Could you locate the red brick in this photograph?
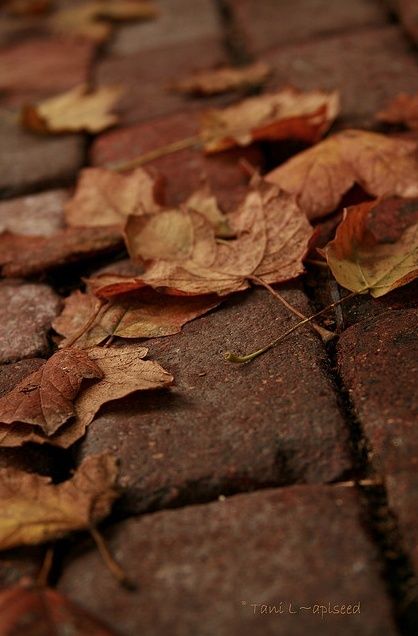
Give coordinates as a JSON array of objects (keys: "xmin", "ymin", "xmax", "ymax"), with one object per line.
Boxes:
[
  {"xmin": 78, "ymin": 288, "xmax": 350, "ymax": 513},
  {"xmin": 95, "ymin": 40, "xmax": 228, "ymax": 126},
  {"xmin": 0, "ymin": 189, "xmax": 67, "ymax": 236},
  {"xmin": 91, "ymin": 111, "xmax": 263, "ymax": 211},
  {"xmin": 59, "ymin": 485, "xmax": 397, "ymax": 636},
  {"xmin": 109, "ymin": 0, "xmax": 223, "ymax": 55},
  {"xmin": 0, "ymin": 38, "xmax": 94, "ymax": 106},
  {"xmin": 227, "ymin": 0, "xmax": 387, "ymax": 54},
  {"xmin": 0, "ymin": 120, "xmax": 84, "ymax": 196},
  {"xmin": 263, "ymin": 26, "xmax": 418, "ymax": 128},
  {"xmin": 0, "ymin": 280, "xmax": 61, "ymax": 363}
]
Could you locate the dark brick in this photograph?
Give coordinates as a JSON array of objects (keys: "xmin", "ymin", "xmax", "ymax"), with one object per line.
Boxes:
[
  {"xmin": 0, "ymin": 280, "xmax": 61, "ymax": 363},
  {"xmin": 0, "ymin": 120, "xmax": 84, "ymax": 196},
  {"xmin": 59, "ymin": 485, "xmax": 397, "ymax": 636},
  {"xmin": 338, "ymin": 309, "xmax": 418, "ymax": 474},
  {"xmin": 91, "ymin": 111, "xmax": 263, "ymax": 211},
  {"xmin": 0, "ymin": 548, "xmax": 41, "ymax": 588},
  {"xmin": 391, "ymin": 0, "xmax": 418, "ymax": 45},
  {"xmin": 0, "ymin": 189, "xmax": 67, "ymax": 236},
  {"xmin": 0, "ymin": 37, "xmax": 94, "ymax": 106},
  {"xmin": 263, "ymin": 26, "xmax": 418, "ymax": 128},
  {"xmin": 227, "ymin": 0, "xmax": 387, "ymax": 55},
  {"xmin": 95, "ymin": 40, "xmax": 228, "ymax": 126},
  {"xmin": 77, "ymin": 288, "xmax": 350, "ymax": 513},
  {"xmin": 386, "ymin": 471, "xmax": 418, "ymax": 573}
]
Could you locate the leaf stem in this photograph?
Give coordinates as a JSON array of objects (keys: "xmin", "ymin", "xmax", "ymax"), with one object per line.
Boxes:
[
  {"xmin": 63, "ymin": 299, "xmax": 106, "ymax": 348},
  {"xmin": 90, "ymin": 527, "xmax": 136, "ymax": 590},
  {"xmin": 109, "ymin": 135, "xmax": 201, "ymax": 172},
  {"xmin": 225, "ymin": 291, "xmax": 357, "ymax": 363},
  {"xmin": 36, "ymin": 546, "xmax": 54, "ymax": 587},
  {"xmin": 249, "ymin": 275, "xmax": 336, "ymax": 343}
]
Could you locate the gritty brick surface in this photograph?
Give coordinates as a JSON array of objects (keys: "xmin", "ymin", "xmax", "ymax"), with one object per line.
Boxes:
[
  {"xmin": 96, "ymin": 40, "xmax": 228, "ymax": 126},
  {"xmin": 109, "ymin": 0, "xmax": 223, "ymax": 55},
  {"xmin": 0, "ymin": 548, "xmax": 41, "ymax": 588},
  {"xmin": 59, "ymin": 485, "xmax": 397, "ymax": 636},
  {"xmin": 0, "ymin": 38, "xmax": 94, "ymax": 105},
  {"xmin": 263, "ymin": 26, "xmax": 418, "ymax": 128},
  {"xmin": 0, "ymin": 281, "xmax": 61, "ymax": 363},
  {"xmin": 0, "ymin": 189, "xmax": 67, "ymax": 236},
  {"xmin": 91, "ymin": 111, "xmax": 263, "ymax": 210},
  {"xmin": 78, "ymin": 288, "xmax": 350, "ymax": 513},
  {"xmin": 386, "ymin": 471, "xmax": 418, "ymax": 574},
  {"xmin": 0, "ymin": 120, "xmax": 84, "ymax": 196},
  {"xmin": 228, "ymin": 0, "xmax": 387, "ymax": 54}
]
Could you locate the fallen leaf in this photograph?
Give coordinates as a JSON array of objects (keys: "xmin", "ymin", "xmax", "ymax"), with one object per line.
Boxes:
[
  {"xmin": 200, "ymin": 87, "xmax": 340, "ymax": 153},
  {"xmin": 0, "ymin": 349, "xmax": 103, "ymax": 436},
  {"xmin": 5, "ymin": 0, "xmax": 51, "ymax": 15},
  {"xmin": 91, "ymin": 180, "xmax": 312, "ymax": 297},
  {"xmin": 0, "ymin": 586, "xmax": 117, "ymax": 636},
  {"xmin": 0, "ymin": 347, "xmax": 173, "ymax": 448},
  {"xmin": 0, "ymin": 453, "xmax": 118, "ymax": 550},
  {"xmin": 51, "ymin": 0, "xmax": 158, "ymax": 42},
  {"xmin": 377, "ymin": 92, "xmax": 418, "ymax": 130},
  {"xmin": 325, "ymin": 197, "xmax": 418, "ymax": 297},
  {"xmin": 185, "ymin": 184, "xmax": 234, "ymax": 238},
  {"xmin": 266, "ymin": 129, "xmax": 418, "ymax": 220},
  {"xmin": 0, "ymin": 225, "xmax": 122, "ymax": 278},
  {"xmin": 21, "ymin": 84, "xmax": 123, "ymax": 134},
  {"xmin": 172, "ymin": 61, "xmax": 272, "ymax": 96},
  {"xmin": 65, "ymin": 167, "xmax": 164, "ymax": 229},
  {"xmin": 53, "ymin": 288, "xmax": 222, "ymax": 348}
]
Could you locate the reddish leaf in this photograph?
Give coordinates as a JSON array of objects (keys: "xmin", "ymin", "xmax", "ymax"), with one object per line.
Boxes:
[
  {"xmin": 377, "ymin": 92, "xmax": 418, "ymax": 130},
  {"xmin": 172, "ymin": 61, "xmax": 272, "ymax": 96}
]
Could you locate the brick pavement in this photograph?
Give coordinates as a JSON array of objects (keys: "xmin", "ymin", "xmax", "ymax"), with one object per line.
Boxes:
[{"xmin": 0, "ymin": 1, "xmax": 417, "ymax": 635}]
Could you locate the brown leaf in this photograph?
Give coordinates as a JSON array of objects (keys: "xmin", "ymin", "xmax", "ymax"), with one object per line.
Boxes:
[
  {"xmin": 325, "ymin": 197, "xmax": 418, "ymax": 297},
  {"xmin": 172, "ymin": 61, "xmax": 272, "ymax": 96},
  {"xmin": 65, "ymin": 166, "xmax": 164, "ymax": 229},
  {"xmin": 53, "ymin": 288, "xmax": 222, "ymax": 348},
  {"xmin": 0, "ymin": 226, "xmax": 122, "ymax": 278},
  {"xmin": 200, "ymin": 87, "xmax": 340, "ymax": 153},
  {"xmin": 5, "ymin": 0, "xmax": 51, "ymax": 15},
  {"xmin": 266, "ymin": 129, "xmax": 418, "ymax": 220},
  {"xmin": 0, "ymin": 348, "xmax": 103, "ymax": 435},
  {"xmin": 377, "ymin": 92, "xmax": 418, "ymax": 130},
  {"xmin": 51, "ymin": 1, "xmax": 158, "ymax": 43},
  {"xmin": 91, "ymin": 180, "xmax": 312, "ymax": 298},
  {"xmin": 0, "ymin": 453, "xmax": 118, "ymax": 550},
  {"xmin": 0, "ymin": 585, "xmax": 117, "ymax": 636},
  {"xmin": 185, "ymin": 184, "xmax": 234, "ymax": 238},
  {"xmin": 0, "ymin": 347, "xmax": 173, "ymax": 448},
  {"xmin": 21, "ymin": 84, "xmax": 123, "ymax": 134}
]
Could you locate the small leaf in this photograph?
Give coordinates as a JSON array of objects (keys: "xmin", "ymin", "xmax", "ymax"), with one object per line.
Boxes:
[
  {"xmin": 0, "ymin": 453, "xmax": 118, "ymax": 550},
  {"xmin": 325, "ymin": 197, "xmax": 418, "ymax": 297},
  {"xmin": 172, "ymin": 61, "xmax": 272, "ymax": 96}
]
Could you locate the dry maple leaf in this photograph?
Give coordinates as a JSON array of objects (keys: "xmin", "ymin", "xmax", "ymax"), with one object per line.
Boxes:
[
  {"xmin": 0, "ymin": 225, "xmax": 122, "ymax": 278},
  {"xmin": 21, "ymin": 84, "xmax": 123, "ymax": 134},
  {"xmin": 324, "ymin": 197, "xmax": 418, "ymax": 297},
  {"xmin": 0, "ymin": 585, "xmax": 116, "ymax": 636},
  {"xmin": 172, "ymin": 61, "xmax": 272, "ymax": 96},
  {"xmin": 50, "ymin": 0, "xmax": 158, "ymax": 42},
  {"xmin": 0, "ymin": 453, "xmax": 118, "ymax": 550},
  {"xmin": 53, "ymin": 288, "xmax": 222, "ymax": 348},
  {"xmin": 377, "ymin": 92, "xmax": 418, "ymax": 130},
  {"xmin": 65, "ymin": 166, "xmax": 165, "ymax": 228},
  {"xmin": 200, "ymin": 86, "xmax": 340, "ymax": 153},
  {"xmin": 0, "ymin": 349, "xmax": 103, "ymax": 436},
  {"xmin": 90, "ymin": 180, "xmax": 312, "ymax": 298},
  {"xmin": 266, "ymin": 129, "xmax": 418, "ymax": 220},
  {"xmin": 0, "ymin": 347, "xmax": 173, "ymax": 448}
]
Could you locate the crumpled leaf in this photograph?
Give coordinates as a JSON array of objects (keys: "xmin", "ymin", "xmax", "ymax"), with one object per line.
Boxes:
[
  {"xmin": 53, "ymin": 288, "xmax": 222, "ymax": 348},
  {"xmin": 65, "ymin": 167, "xmax": 164, "ymax": 229},
  {"xmin": 377, "ymin": 92, "xmax": 418, "ymax": 130},
  {"xmin": 0, "ymin": 225, "xmax": 122, "ymax": 278},
  {"xmin": 0, "ymin": 347, "xmax": 173, "ymax": 448},
  {"xmin": 0, "ymin": 453, "xmax": 118, "ymax": 550},
  {"xmin": 266, "ymin": 129, "xmax": 418, "ymax": 220},
  {"xmin": 90, "ymin": 180, "xmax": 312, "ymax": 298},
  {"xmin": 185, "ymin": 184, "xmax": 234, "ymax": 238},
  {"xmin": 21, "ymin": 84, "xmax": 123, "ymax": 134},
  {"xmin": 172, "ymin": 61, "xmax": 272, "ymax": 96},
  {"xmin": 325, "ymin": 197, "xmax": 418, "ymax": 297},
  {"xmin": 200, "ymin": 86, "xmax": 340, "ymax": 153},
  {"xmin": 0, "ymin": 585, "xmax": 117, "ymax": 636},
  {"xmin": 0, "ymin": 348, "xmax": 103, "ymax": 436},
  {"xmin": 51, "ymin": 0, "xmax": 158, "ymax": 43}
]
